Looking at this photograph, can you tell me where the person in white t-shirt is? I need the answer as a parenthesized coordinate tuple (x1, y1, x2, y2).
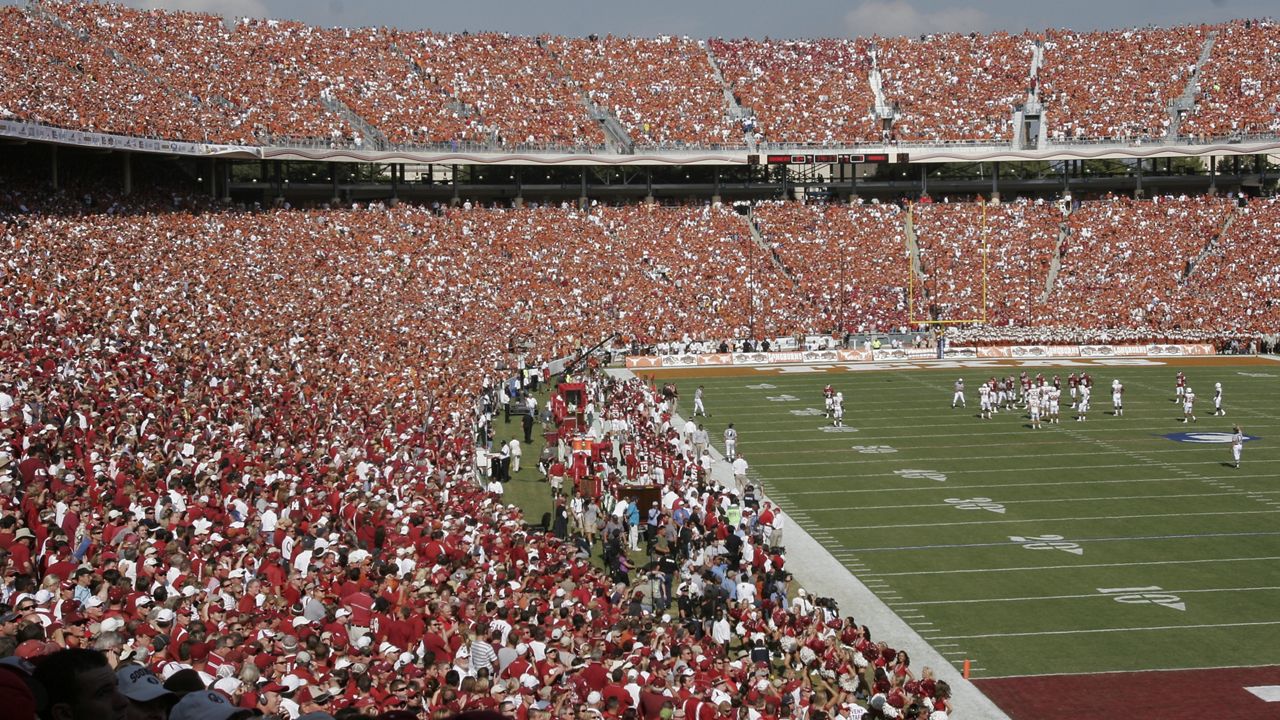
(732, 455, 749, 495)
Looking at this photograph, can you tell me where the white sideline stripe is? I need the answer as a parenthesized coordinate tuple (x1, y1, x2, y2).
(828, 508, 1279, 531)
(930, 620, 1280, 640)
(845, 529, 1280, 553)
(806, 489, 1277, 513)
(777, 473, 1274, 491)
(862, 555, 1280, 577)
(898, 586, 1280, 606)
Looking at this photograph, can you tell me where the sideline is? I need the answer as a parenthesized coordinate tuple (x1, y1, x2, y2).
(607, 368, 1014, 720)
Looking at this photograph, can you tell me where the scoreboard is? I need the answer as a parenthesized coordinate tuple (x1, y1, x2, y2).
(757, 153, 894, 165)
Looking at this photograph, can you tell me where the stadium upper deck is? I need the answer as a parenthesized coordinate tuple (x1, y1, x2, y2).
(2, 2, 1280, 163)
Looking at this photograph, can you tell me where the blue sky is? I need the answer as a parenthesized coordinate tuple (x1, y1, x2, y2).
(12, 0, 1275, 37)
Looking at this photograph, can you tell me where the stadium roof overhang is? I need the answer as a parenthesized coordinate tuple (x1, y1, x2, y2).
(5, 119, 1280, 166)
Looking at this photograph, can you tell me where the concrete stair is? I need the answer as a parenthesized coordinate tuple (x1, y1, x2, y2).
(318, 94, 387, 150)
(1167, 31, 1218, 140)
(1182, 203, 1240, 282)
(868, 47, 897, 124)
(704, 44, 755, 147)
(744, 212, 796, 282)
(535, 38, 634, 153)
(1041, 221, 1070, 304)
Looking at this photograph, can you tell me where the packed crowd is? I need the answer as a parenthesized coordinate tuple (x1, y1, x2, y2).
(876, 33, 1032, 143)
(708, 39, 881, 146)
(410, 33, 606, 149)
(0, 184, 966, 719)
(1048, 194, 1233, 328)
(40, 1, 356, 146)
(2, 3, 1280, 149)
(1038, 26, 1207, 142)
(0, 5, 239, 144)
(749, 201, 908, 334)
(1181, 19, 1280, 137)
(912, 200, 1062, 324)
(1170, 195, 1280, 332)
(547, 36, 739, 147)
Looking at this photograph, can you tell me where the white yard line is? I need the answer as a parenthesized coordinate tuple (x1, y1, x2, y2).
(826, 508, 1279, 531)
(863, 555, 1280, 577)
(897, 586, 1280, 606)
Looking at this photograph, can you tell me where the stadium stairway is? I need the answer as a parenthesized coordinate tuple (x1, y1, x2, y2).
(1183, 201, 1240, 282)
(537, 39, 636, 154)
(318, 94, 388, 150)
(868, 47, 898, 127)
(1041, 220, 1070, 304)
(1016, 39, 1046, 150)
(744, 210, 798, 282)
(1166, 30, 1218, 141)
(703, 44, 756, 146)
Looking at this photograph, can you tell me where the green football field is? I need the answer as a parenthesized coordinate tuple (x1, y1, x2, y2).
(663, 357, 1280, 679)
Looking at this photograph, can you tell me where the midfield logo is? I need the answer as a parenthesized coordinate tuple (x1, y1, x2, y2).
(1162, 432, 1258, 444)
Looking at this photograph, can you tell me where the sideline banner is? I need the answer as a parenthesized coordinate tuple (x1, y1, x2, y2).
(627, 343, 1218, 368)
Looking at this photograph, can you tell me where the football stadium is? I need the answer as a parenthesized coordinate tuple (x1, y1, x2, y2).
(0, 1, 1278, 719)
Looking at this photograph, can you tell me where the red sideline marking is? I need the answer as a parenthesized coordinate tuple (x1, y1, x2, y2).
(974, 666, 1280, 720)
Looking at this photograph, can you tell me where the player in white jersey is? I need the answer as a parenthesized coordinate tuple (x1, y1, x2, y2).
(952, 378, 966, 408)
(1027, 385, 1042, 429)
(1076, 384, 1091, 422)
(1182, 388, 1197, 423)
(832, 391, 845, 427)
(1111, 380, 1124, 417)
(1213, 382, 1224, 416)
(1232, 425, 1244, 468)
(824, 392, 835, 418)
(979, 383, 992, 420)
(693, 385, 708, 417)
(1047, 385, 1061, 423)
(724, 423, 738, 459)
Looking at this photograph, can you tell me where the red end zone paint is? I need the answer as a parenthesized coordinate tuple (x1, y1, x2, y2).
(974, 666, 1280, 720)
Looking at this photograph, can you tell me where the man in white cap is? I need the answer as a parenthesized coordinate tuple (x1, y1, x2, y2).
(116, 663, 177, 720)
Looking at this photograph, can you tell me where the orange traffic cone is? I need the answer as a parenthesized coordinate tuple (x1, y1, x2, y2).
(962, 659, 971, 679)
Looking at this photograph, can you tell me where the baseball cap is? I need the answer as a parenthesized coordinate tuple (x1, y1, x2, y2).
(170, 690, 260, 720)
(117, 665, 176, 703)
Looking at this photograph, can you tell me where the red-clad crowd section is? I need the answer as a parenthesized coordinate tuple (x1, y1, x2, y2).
(0, 184, 1273, 718)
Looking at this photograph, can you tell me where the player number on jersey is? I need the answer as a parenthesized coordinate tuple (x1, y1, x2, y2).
(1009, 534, 1083, 555)
(1096, 586, 1186, 611)
(944, 498, 1005, 514)
(893, 468, 946, 481)
(851, 445, 897, 454)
